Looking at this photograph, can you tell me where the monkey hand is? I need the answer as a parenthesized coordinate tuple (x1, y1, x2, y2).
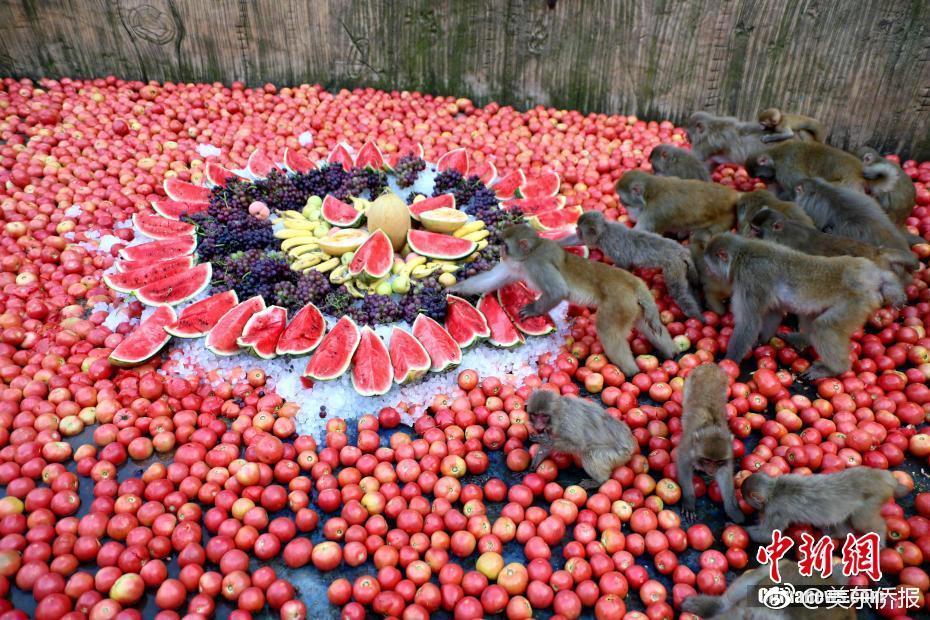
(801, 363, 832, 381)
(519, 303, 541, 320)
(680, 508, 697, 524)
(746, 525, 770, 543)
(760, 134, 778, 144)
(727, 510, 746, 525)
(579, 478, 601, 491)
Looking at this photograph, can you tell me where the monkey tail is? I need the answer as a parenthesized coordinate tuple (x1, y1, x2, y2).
(636, 288, 677, 358)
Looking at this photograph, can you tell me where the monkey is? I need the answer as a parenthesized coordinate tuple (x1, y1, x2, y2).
(649, 144, 711, 181)
(681, 559, 856, 620)
(741, 467, 910, 547)
(677, 363, 744, 524)
(734, 189, 815, 236)
(702, 233, 905, 379)
(689, 229, 732, 316)
(757, 108, 828, 144)
(747, 207, 918, 282)
(526, 390, 635, 489)
(449, 224, 676, 376)
(560, 211, 705, 320)
(745, 141, 864, 199)
(615, 170, 741, 237)
(687, 111, 769, 168)
(792, 177, 910, 253)
(858, 147, 919, 237)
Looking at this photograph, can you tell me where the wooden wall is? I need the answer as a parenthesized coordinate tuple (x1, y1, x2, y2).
(1, 0, 929, 158)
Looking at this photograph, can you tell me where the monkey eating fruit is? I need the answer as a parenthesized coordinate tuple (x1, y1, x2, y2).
(858, 146, 919, 235)
(735, 189, 815, 236)
(687, 111, 769, 169)
(649, 144, 711, 181)
(745, 141, 864, 198)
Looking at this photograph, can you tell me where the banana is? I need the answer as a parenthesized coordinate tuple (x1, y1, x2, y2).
(281, 210, 306, 220)
(405, 255, 427, 269)
(329, 265, 352, 284)
(340, 252, 355, 266)
(313, 258, 340, 273)
(281, 236, 320, 251)
(412, 264, 441, 279)
(274, 228, 314, 240)
(291, 255, 322, 271)
(462, 229, 490, 242)
(439, 263, 460, 274)
(476, 240, 488, 251)
(391, 258, 406, 275)
(453, 221, 486, 237)
(282, 219, 318, 231)
(288, 244, 321, 257)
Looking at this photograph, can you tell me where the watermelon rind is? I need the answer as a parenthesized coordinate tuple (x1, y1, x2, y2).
(436, 148, 469, 175)
(445, 295, 490, 348)
(152, 199, 208, 220)
(349, 230, 393, 279)
(406, 229, 477, 260)
(408, 194, 455, 221)
(205, 162, 238, 188)
(354, 141, 385, 170)
(304, 316, 361, 380)
(327, 143, 355, 171)
(498, 282, 556, 336)
(321, 195, 363, 227)
(412, 314, 462, 372)
(136, 263, 212, 307)
(477, 293, 524, 347)
(109, 305, 176, 367)
(519, 170, 561, 199)
(133, 211, 196, 239)
(389, 327, 431, 385)
(248, 148, 276, 179)
(471, 160, 498, 186)
(164, 178, 211, 204)
(492, 169, 526, 199)
(237, 305, 288, 359)
(351, 327, 393, 396)
(104, 255, 194, 294)
(284, 147, 316, 174)
(276, 302, 326, 355)
(119, 235, 196, 262)
(205, 296, 266, 356)
(166, 290, 239, 338)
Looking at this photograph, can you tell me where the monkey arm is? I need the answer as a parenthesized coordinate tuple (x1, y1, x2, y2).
(715, 462, 745, 523)
(448, 262, 520, 296)
(677, 451, 697, 513)
(761, 129, 795, 144)
(529, 444, 554, 472)
(556, 233, 583, 247)
(520, 264, 569, 318)
(725, 291, 763, 362)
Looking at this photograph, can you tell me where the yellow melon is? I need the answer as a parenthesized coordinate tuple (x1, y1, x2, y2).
(366, 192, 410, 251)
(419, 207, 468, 234)
(318, 229, 370, 256)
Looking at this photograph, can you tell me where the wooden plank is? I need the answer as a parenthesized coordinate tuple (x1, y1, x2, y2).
(0, 0, 927, 158)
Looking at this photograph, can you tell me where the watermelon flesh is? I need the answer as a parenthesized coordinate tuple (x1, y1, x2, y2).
(136, 263, 212, 307)
(166, 290, 239, 338)
(152, 199, 208, 220)
(445, 295, 490, 348)
(498, 282, 556, 335)
(352, 327, 393, 396)
(120, 235, 196, 262)
(436, 148, 469, 175)
(109, 305, 176, 367)
(305, 316, 360, 380)
(408, 194, 455, 220)
(327, 143, 355, 171)
(520, 170, 561, 199)
(276, 302, 325, 355)
(164, 178, 211, 204)
(349, 230, 393, 279)
(386, 143, 425, 170)
(412, 315, 462, 372)
(133, 210, 196, 239)
(493, 169, 526, 199)
(321, 195, 362, 227)
(284, 147, 316, 174)
(529, 206, 583, 231)
(406, 229, 476, 260)
(205, 162, 239, 187)
(471, 160, 497, 185)
(237, 306, 288, 359)
(354, 141, 385, 170)
(248, 148, 277, 179)
(504, 195, 567, 215)
(206, 296, 266, 355)
(104, 255, 193, 293)
(477, 294, 524, 347)
(389, 327, 431, 384)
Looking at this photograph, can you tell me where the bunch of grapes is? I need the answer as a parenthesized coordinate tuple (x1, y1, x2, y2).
(254, 170, 307, 212)
(292, 164, 350, 201)
(335, 168, 388, 201)
(433, 171, 485, 210)
(393, 155, 426, 188)
(400, 277, 447, 323)
(322, 286, 353, 316)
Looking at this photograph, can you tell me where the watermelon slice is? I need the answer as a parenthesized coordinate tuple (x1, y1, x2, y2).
(327, 143, 354, 171)
(164, 178, 211, 204)
(471, 160, 497, 186)
(354, 141, 385, 170)
(321, 195, 363, 227)
(528, 206, 583, 231)
(498, 282, 556, 336)
(305, 316, 361, 380)
(408, 194, 455, 221)
(492, 169, 526, 199)
(406, 229, 477, 260)
(247, 148, 277, 179)
(133, 210, 196, 239)
(109, 305, 176, 367)
(237, 305, 288, 359)
(412, 315, 462, 373)
(504, 195, 567, 215)
(284, 147, 316, 174)
(152, 199, 208, 220)
(477, 294, 524, 347)
(116, 256, 181, 273)
(349, 230, 393, 279)
(445, 295, 490, 348)
(166, 290, 239, 338)
(352, 327, 393, 396)
(385, 143, 425, 170)
(436, 148, 469, 175)
(136, 263, 212, 306)
(520, 170, 561, 199)
(120, 235, 196, 262)
(205, 162, 239, 187)
(104, 255, 193, 293)
(276, 302, 325, 355)
(389, 327, 431, 385)
(205, 296, 266, 355)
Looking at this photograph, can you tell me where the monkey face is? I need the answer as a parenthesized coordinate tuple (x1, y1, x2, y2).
(746, 153, 775, 180)
(576, 213, 604, 244)
(697, 457, 726, 475)
(702, 237, 732, 281)
(500, 225, 538, 259)
(857, 147, 879, 166)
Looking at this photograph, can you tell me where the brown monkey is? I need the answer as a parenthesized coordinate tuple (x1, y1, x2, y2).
(449, 224, 676, 376)
(757, 108, 828, 144)
(745, 141, 864, 198)
(687, 111, 769, 168)
(615, 170, 741, 236)
(703, 233, 905, 379)
(735, 189, 815, 236)
(858, 147, 918, 232)
(741, 468, 910, 546)
(649, 144, 711, 181)
(690, 229, 732, 315)
(565, 211, 704, 319)
(681, 559, 856, 619)
(526, 390, 635, 489)
(793, 177, 910, 252)
(748, 207, 918, 281)
(677, 363, 743, 523)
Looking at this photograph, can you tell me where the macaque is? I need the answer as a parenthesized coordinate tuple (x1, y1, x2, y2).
(649, 144, 711, 181)
(677, 363, 743, 523)
(450, 225, 676, 376)
(703, 233, 905, 379)
(793, 177, 910, 252)
(690, 229, 732, 315)
(527, 390, 635, 488)
(748, 207, 918, 281)
(681, 559, 856, 619)
(757, 108, 828, 144)
(734, 189, 815, 236)
(858, 147, 919, 231)
(687, 111, 768, 168)
(741, 468, 910, 546)
(566, 211, 704, 319)
(745, 141, 864, 198)
(615, 170, 741, 236)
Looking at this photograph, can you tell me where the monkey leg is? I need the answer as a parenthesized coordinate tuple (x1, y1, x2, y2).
(758, 311, 784, 343)
(715, 464, 746, 524)
(665, 262, 705, 320)
(579, 448, 620, 487)
(724, 292, 763, 363)
(761, 130, 795, 144)
(596, 309, 638, 376)
(677, 454, 698, 522)
(681, 595, 726, 618)
(825, 519, 854, 541)
(850, 507, 888, 546)
(803, 308, 862, 379)
(635, 316, 677, 360)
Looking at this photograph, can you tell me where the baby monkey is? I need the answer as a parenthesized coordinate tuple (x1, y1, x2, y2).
(648, 144, 711, 181)
(741, 467, 909, 546)
(677, 363, 743, 523)
(527, 390, 635, 489)
(859, 146, 919, 233)
(757, 108, 828, 144)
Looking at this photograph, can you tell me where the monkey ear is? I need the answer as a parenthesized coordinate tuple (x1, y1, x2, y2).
(631, 183, 644, 196)
(772, 220, 783, 232)
(519, 238, 530, 252)
(715, 249, 729, 262)
(696, 122, 705, 132)
(794, 184, 804, 196)
(659, 150, 668, 160)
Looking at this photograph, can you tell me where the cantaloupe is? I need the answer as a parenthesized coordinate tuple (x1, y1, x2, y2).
(365, 192, 410, 251)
